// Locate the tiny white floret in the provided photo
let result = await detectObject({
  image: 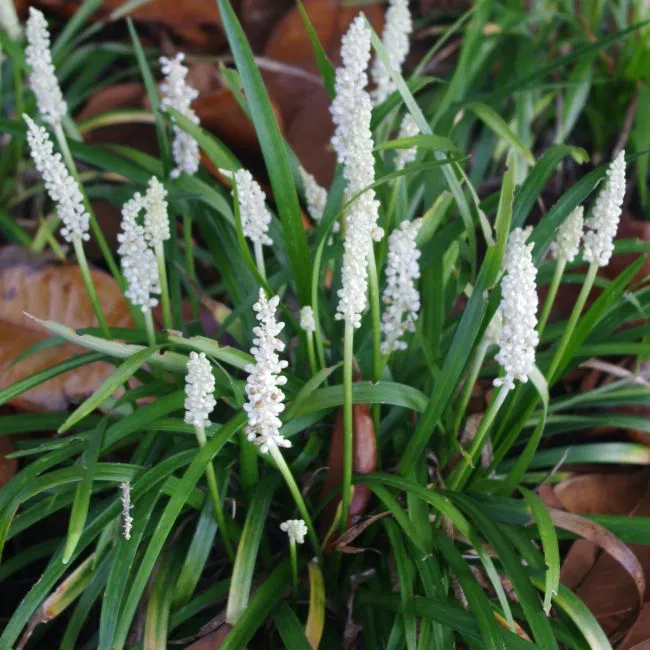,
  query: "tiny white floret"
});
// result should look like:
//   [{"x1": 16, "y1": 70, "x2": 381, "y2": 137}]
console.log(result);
[
  {"x1": 233, "y1": 169, "x2": 273, "y2": 247},
  {"x1": 280, "y1": 519, "x2": 308, "y2": 545},
  {"x1": 300, "y1": 306, "x2": 316, "y2": 335}
]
